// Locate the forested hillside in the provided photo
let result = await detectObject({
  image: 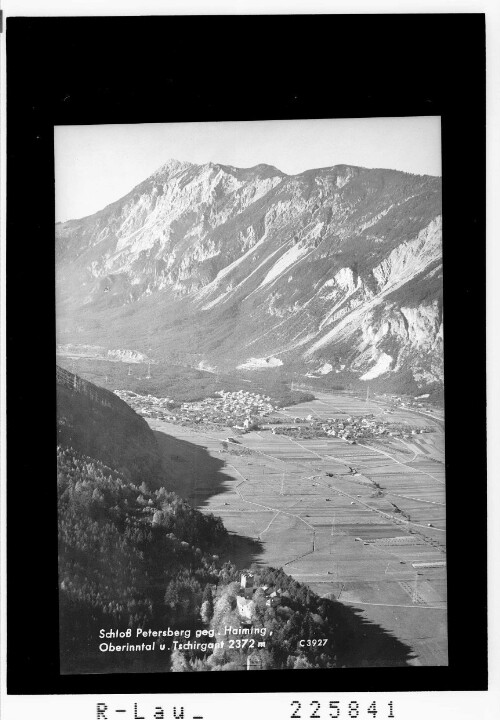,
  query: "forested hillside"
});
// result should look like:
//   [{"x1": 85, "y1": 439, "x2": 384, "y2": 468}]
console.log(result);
[
  {"x1": 57, "y1": 365, "x2": 162, "y2": 486},
  {"x1": 57, "y1": 368, "x2": 402, "y2": 672},
  {"x1": 58, "y1": 445, "x2": 227, "y2": 673}
]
